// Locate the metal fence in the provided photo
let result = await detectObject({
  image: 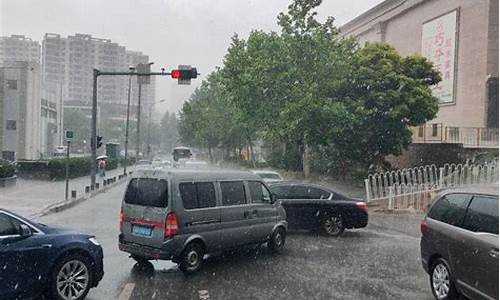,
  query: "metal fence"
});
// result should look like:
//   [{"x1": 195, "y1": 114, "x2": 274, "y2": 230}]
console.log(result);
[
  {"x1": 411, "y1": 125, "x2": 499, "y2": 148},
  {"x1": 364, "y1": 160, "x2": 499, "y2": 211}
]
